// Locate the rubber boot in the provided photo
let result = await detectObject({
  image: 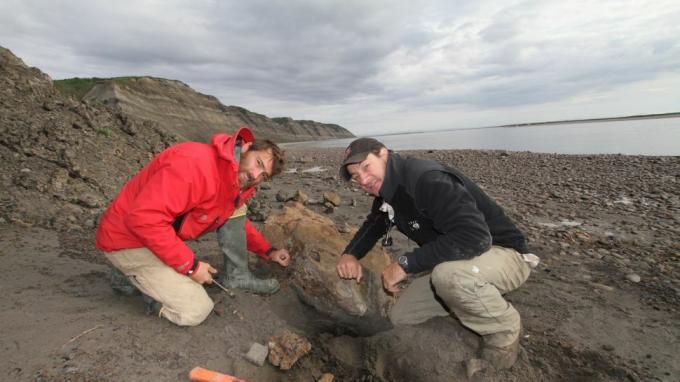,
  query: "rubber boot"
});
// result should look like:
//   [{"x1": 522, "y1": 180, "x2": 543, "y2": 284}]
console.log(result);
[
  {"x1": 109, "y1": 266, "x2": 140, "y2": 296},
  {"x1": 142, "y1": 294, "x2": 162, "y2": 317},
  {"x1": 480, "y1": 328, "x2": 521, "y2": 370},
  {"x1": 217, "y1": 213, "x2": 279, "y2": 294}
]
